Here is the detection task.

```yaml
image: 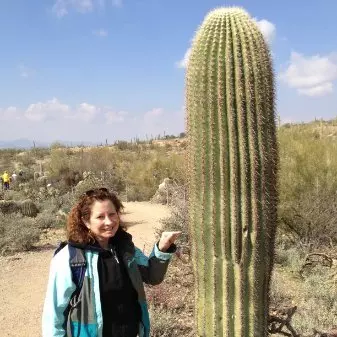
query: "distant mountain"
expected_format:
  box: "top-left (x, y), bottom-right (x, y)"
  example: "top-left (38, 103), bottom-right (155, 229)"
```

top-left (0, 139), bottom-right (49, 149)
top-left (0, 138), bottom-right (101, 149)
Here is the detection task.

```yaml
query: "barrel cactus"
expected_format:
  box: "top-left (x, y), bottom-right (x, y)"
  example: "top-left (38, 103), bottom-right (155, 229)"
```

top-left (186, 7), bottom-right (278, 337)
top-left (20, 199), bottom-right (39, 217)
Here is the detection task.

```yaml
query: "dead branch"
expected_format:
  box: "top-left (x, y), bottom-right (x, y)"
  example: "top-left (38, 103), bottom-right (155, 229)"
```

top-left (268, 306), bottom-right (300, 337)
top-left (300, 253), bottom-right (333, 277)
top-left (312, 328), bottom-right (337, 337)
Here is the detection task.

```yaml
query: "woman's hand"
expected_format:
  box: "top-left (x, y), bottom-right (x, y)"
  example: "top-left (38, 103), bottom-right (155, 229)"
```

top-left (158, 231), bottom-right (182, 252)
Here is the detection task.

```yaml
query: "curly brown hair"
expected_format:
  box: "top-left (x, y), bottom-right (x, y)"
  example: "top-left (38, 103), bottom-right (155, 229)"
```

top-left (66, 188), bottom-right (124, 244)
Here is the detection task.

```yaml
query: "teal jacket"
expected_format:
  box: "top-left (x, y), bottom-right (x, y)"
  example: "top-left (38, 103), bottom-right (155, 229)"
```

top-left (42, 236), bottom-right (175, 337)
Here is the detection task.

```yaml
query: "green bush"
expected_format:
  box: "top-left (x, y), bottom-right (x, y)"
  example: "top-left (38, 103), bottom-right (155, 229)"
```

top-left (278, 128), bottom-right (337, 247)
top-left (271, 258), bottom-right (337, 335)
top-left (278, 127), bottom-right (337, 202)
top-left (0, 200), bottom-right (20, 214)
top-left (0, 213), bottom-right (40, 254)
top-left (279, 191), bottom-right (337, 248)
top-left (35, 209), bottom-right (65, 229)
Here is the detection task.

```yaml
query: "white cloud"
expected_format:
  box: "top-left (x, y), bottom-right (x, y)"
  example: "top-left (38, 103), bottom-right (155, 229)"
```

top-left (105, 110), bottom-right (128, 124)
top-left (0, 107), bottom-right (22, 121)
top-left (255, 19), bottom-right (276, 44)
top-left (0, 100), bottom-right (186, 143)
top-left (93, 29), bottom-right (108, 37)
top-left (24, 99), bottom-right (101, 123)
top-left (144, 108), bottom-right (163, 121)
top-left (25, 98), bottom-right (71, 122)
top-left (1, 98), bottom-right (129, 125)
top-left (298, 83), bottom-right (333, 97)
top-left (279, 52), bottom-right (337, 97)
top-left (52, 0), bottom-right (94, 17)
top-left (176, 47), bottom-right (191, 69)
top-left (69, 103), bottom-right (99, 122)
top-left (52, 0), bottom-right (121, 17)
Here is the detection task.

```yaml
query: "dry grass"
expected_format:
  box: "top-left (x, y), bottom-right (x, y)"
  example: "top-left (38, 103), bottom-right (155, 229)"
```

top-left (271, 249), bottom-right (337, 336)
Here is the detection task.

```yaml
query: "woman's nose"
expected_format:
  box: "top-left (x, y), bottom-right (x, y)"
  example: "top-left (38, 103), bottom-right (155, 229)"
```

top-left (104, 216), bottom-right (113, 224)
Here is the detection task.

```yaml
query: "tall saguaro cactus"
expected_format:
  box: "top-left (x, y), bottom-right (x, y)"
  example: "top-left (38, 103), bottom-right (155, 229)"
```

top-left (186, 7), bottom-right (278, 337)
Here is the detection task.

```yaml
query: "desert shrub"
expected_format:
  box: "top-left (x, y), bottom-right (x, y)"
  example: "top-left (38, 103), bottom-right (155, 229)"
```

top-left (14, 170), bottom-right (35, 183)
top-left (278, 128), bottom-right (337, 202)
top-left (0, 190), bottom-right (25, 201)
top-left (15, 180), bottom-right (47, 201)
top-left (48, 147), bottom-right (70, 177)
top-left (50, 141), bottom-right (67, 149)
top-left (145, 184), bottom-right (194, 336)
top-left (114, 140), bottom-right (138, 151)
top-left (279, 191), bottom-right (337, 249)
top-left (148, 306), bottom-right (194, 337)
top-left (41, 143), bottom-right (185, 201)
top-left (271, 257), bottom-right (337, 335)
top-left (30, 147), bottom-right (50, 159)
top-left (16, 151), bottom-right (36, 166)
top-left (158, 186), bottom-right (189, 247)
top-left (0, 149), bottom-right (22, 170)
top-left (79, 148), bottom-right (115, 173)
top-left (0, 213), bottom-right (40, 254)
top-left (278, 128), bottom-right (337, 248)
top-left (35, 209), bottom-right (65, 229)
top-left (0, 200), bottom-right (20, 214)
top-left (74, 175), bottom-right (123, 198)
top-left (125, 152), bottom-right (186, 201)
top-left (57, 173), bottom-right (126, 213)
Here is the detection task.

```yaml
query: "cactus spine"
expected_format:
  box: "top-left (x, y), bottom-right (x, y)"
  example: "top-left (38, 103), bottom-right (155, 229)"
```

top-left (20, 199), bottom-right (39, 217)
top-left (186, 7), bottom-right (278, 337)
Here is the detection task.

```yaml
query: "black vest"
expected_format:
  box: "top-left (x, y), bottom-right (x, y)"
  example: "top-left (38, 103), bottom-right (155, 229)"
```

top-left (97, 232), bottom-right (141, 337)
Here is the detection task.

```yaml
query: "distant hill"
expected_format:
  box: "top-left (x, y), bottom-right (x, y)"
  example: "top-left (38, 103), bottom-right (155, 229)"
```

top-left (0, 139), bottom-right (48, 149)
top-left (0, 119), bottom-right (336, 150)
top-left (0, 139), bottom-right (99, 149)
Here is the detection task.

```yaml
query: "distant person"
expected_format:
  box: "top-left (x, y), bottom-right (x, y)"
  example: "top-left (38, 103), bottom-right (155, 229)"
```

top-left (11, 171), bottom-right (17, 182)
top-left (2, 171), bottom-right (10, 190)
top-left (42, 187), bottom-right (181, 337)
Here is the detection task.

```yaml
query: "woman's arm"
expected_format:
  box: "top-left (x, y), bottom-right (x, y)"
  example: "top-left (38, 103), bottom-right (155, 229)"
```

top-left (135, 231), bottom-right (181, 285)
top-left (135, 242), bottom-right (177, 285)
top-left (42, 247), bottom-right (76, 337)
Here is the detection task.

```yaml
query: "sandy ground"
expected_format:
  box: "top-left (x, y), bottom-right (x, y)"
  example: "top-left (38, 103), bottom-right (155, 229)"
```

top-left (0, 201), bottom-right (170, 337)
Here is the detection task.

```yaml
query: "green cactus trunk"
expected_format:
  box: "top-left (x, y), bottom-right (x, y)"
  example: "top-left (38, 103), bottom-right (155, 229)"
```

top-left (186, 7), bottom-right (278, 337)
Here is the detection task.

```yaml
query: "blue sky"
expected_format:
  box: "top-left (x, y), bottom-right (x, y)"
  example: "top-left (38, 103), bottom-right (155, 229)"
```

top-left (0, 0), bottom-right (336, 143)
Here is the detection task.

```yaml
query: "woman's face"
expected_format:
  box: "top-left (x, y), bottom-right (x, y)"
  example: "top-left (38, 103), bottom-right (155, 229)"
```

top-left (84, 199), bottom-right (120, 244)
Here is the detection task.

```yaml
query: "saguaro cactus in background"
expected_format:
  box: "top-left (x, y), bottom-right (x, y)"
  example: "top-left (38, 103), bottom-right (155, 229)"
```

top-left (186, 7), bottom-right (278, 337)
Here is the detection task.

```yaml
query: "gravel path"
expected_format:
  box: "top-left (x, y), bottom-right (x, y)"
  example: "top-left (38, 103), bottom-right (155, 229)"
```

top-left (0, 201), bottom-right (170, 337)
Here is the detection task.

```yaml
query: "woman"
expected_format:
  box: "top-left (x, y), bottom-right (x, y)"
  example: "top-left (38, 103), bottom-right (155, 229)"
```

top-left (42, 187), bottom-right (180, 337)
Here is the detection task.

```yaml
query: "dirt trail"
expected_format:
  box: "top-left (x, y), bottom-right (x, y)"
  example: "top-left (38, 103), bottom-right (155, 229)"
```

top-left (0, 201), bottom-right (170, 337)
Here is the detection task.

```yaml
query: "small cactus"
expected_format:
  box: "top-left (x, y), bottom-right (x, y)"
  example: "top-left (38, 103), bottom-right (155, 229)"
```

top-left (20, 199), bottom-right (39, 217)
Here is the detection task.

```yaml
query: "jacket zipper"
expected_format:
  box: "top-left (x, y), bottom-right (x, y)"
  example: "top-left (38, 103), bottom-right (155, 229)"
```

top-left (111, 247), bottom-right (119, 264)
